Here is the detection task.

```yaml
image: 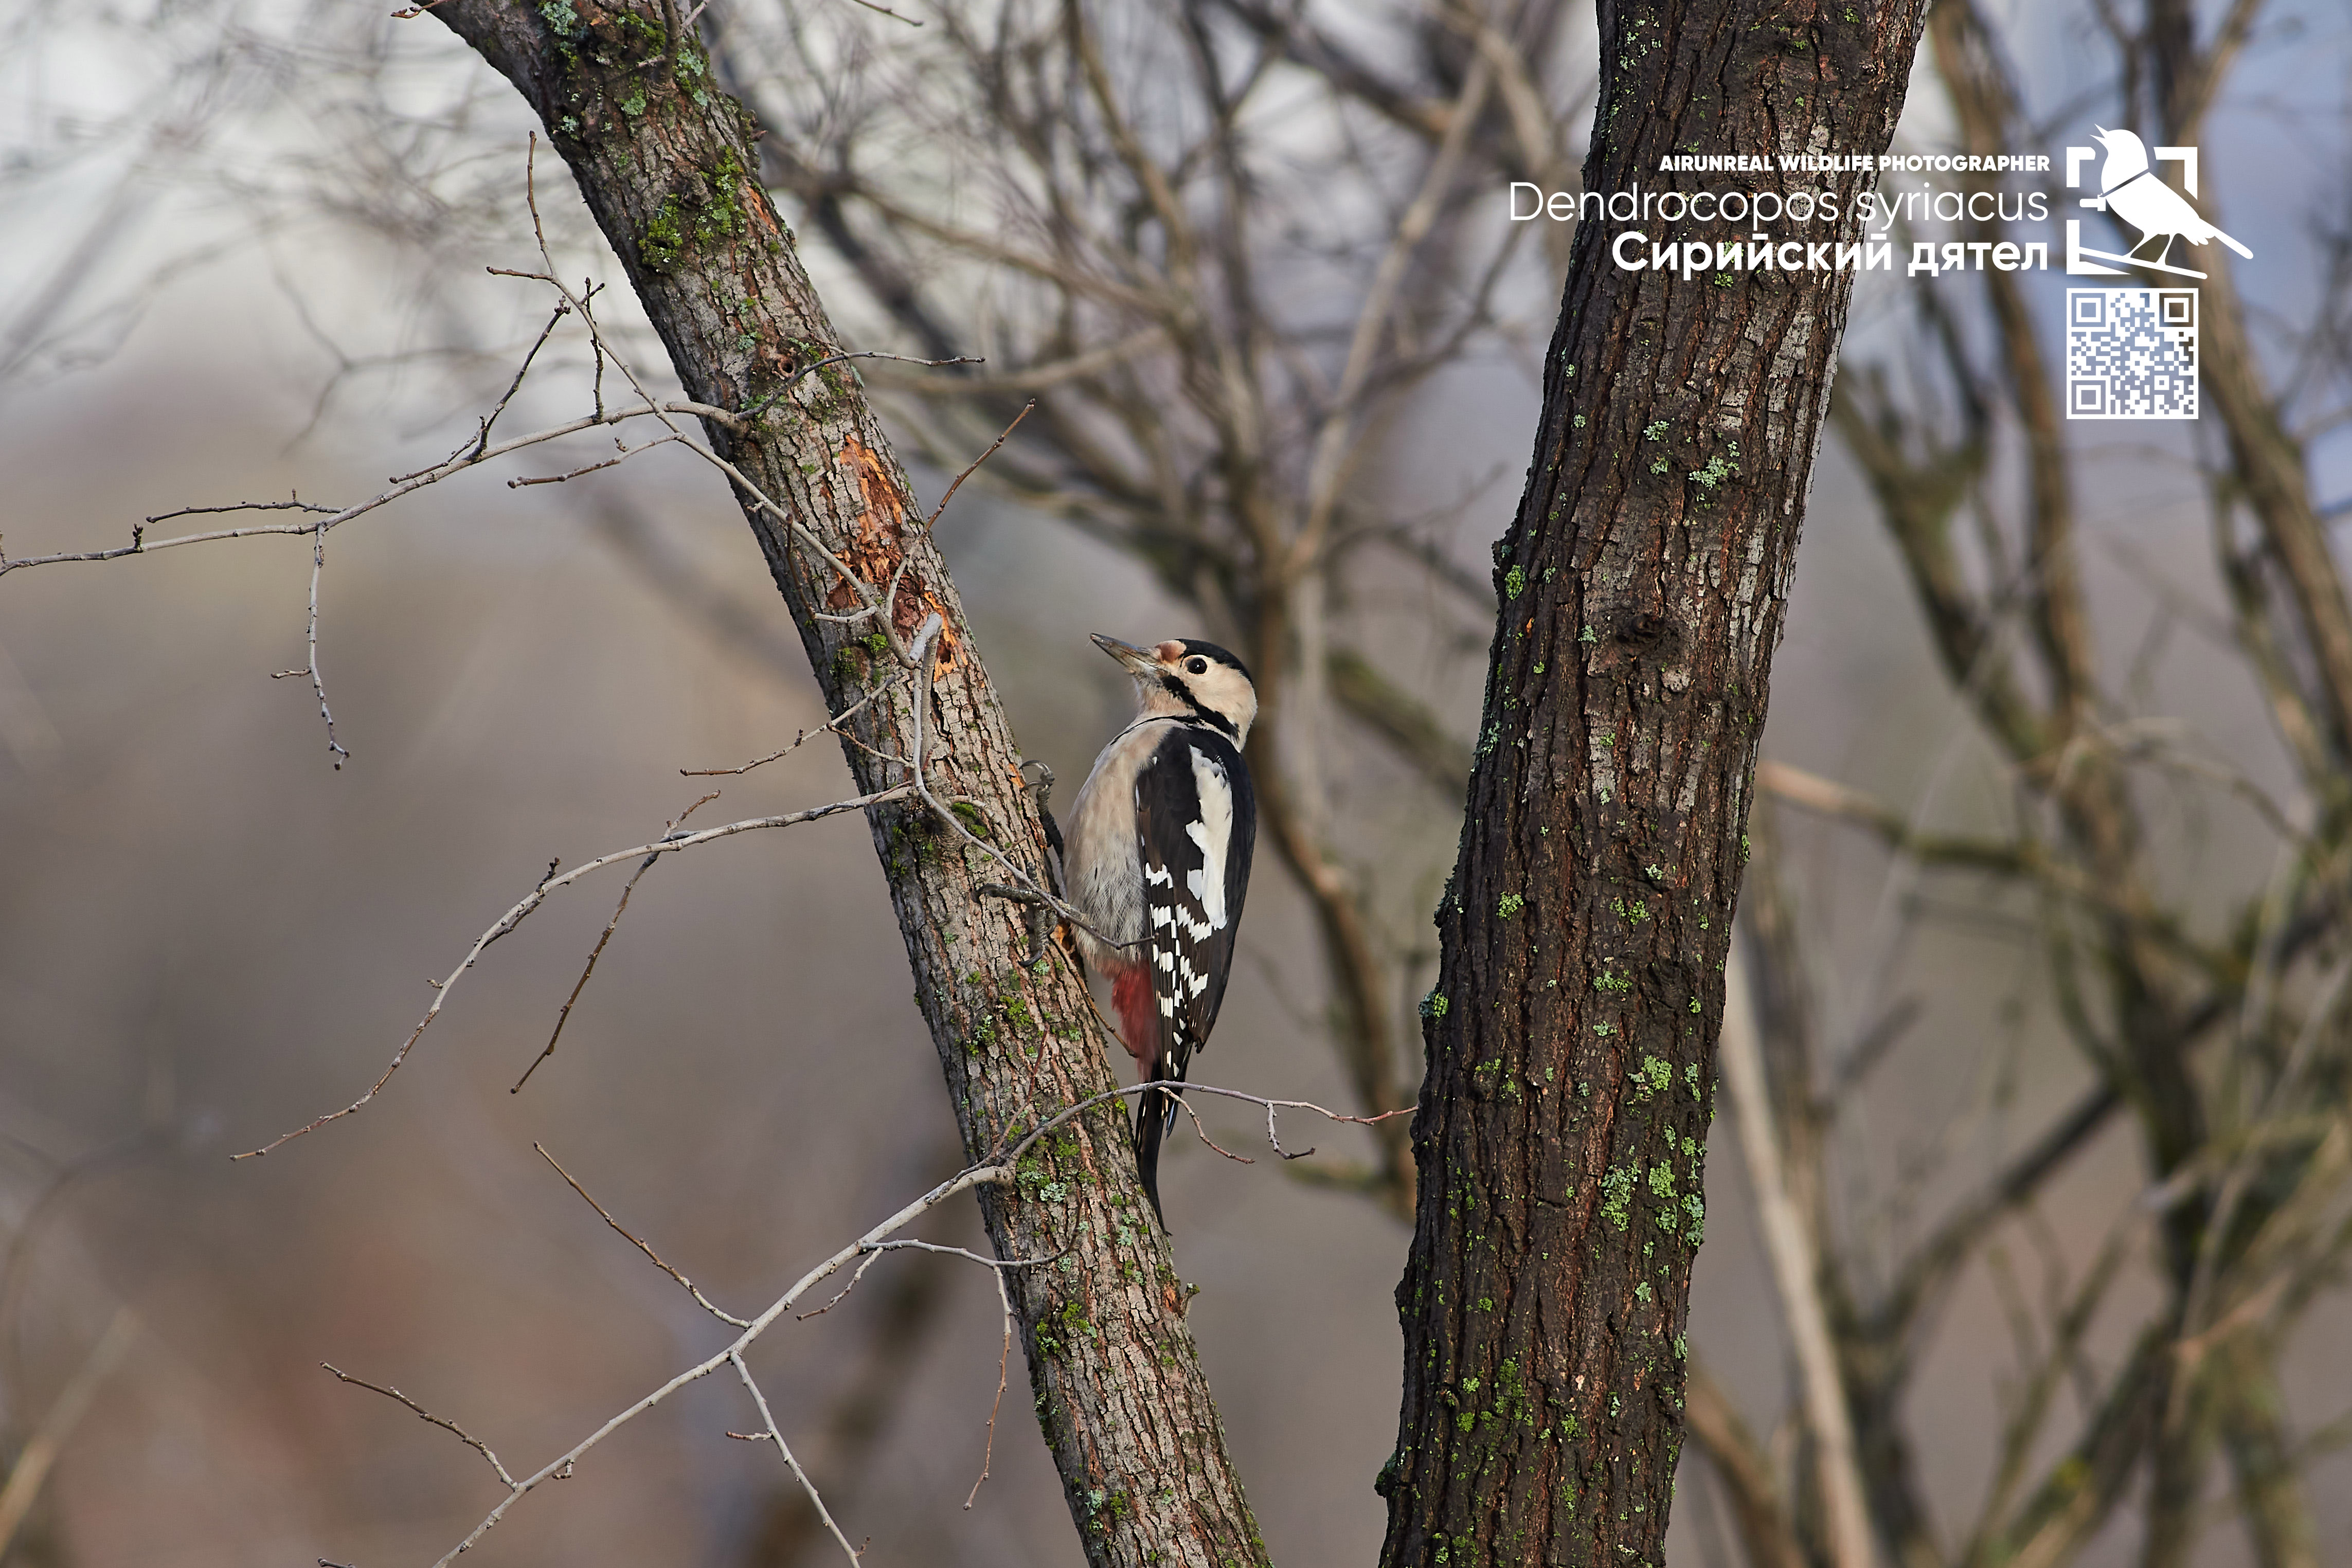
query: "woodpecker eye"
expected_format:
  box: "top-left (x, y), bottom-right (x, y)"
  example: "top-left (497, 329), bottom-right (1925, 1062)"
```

top-left (1186, 657), bottom-right (1209, 675)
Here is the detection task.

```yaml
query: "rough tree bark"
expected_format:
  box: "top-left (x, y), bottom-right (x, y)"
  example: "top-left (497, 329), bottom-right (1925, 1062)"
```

top-left (1378, 4), bottom-right (1931, 1565)
top-left (429, 5), bottom-right (1268, 1563)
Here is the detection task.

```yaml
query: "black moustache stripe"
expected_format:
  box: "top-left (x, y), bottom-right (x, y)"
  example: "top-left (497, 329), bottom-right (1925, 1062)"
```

top-left (1159, 675), bottom-right (1239, 738)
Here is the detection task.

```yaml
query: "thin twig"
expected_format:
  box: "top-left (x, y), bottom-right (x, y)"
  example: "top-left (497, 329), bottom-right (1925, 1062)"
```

top-left (838, 0), bottom-right (924, 25)
top-left (975, 882), bottom-right (1058, 969)
top-left (0, 402), bottom-right (748, 579)
top-left (731, 1350), bottom-right (862, 1565)
top-left (507, 137), bottom-right (882, 629)
top-left (862, 1238), bottom-right (1062, 1269)
top-left (723, 347), bottom-right (978, 458)
top-left (787, 348), bottom-right (974, 399)
top-left (515, 844), bottom-right (666, 1092)
top-left (233, 785), bottom-right (914, 1159)
top-left (464, 296), bottom-right (574, 462)
top-left (667, 435), bottom-right (884, 633)
top-left (683, 674), bottom-right (908, 777)
top-left (424, 1162), bottom-right (1010, 1567)
top-left (534, 1143), bottom-right (750, 1326)
top-left (798, 1237), bottom-right (1064, 1319)
top-left (393, 1072), bottom-right (1398, 1566)
top-left (857, 328), bottom-right (1165, 396)
top-left (797, 1251), bottom-right (888, 1320)
top-left (143, 497), bottom-right (335, 527)
top-left (1176, 1096), bottom-right (1257, 1164)
top-left (926, 398), bottom-right (1036, 530)
top-left (322, 1362), bottom-right (519, 1490)
top-left (266, 524), bottom-right (349, 768)
top-left (987, 1078), bottom-right (1414, 1174)
top-left (968, 1264), bottom-right (1013, 1509)
top-left (510, 450), bottom-right (639, 487)
top-left (1264, 1098), bottom-right (1317, 1160)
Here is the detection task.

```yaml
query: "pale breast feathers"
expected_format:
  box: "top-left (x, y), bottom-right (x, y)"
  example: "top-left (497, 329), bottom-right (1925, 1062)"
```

top-left (1065, 719), bottom-right (1170, 959)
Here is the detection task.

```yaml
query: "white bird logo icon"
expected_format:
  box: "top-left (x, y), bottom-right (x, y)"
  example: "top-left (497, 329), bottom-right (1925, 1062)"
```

top-left (2079, 126), bottom-right (2251, 275)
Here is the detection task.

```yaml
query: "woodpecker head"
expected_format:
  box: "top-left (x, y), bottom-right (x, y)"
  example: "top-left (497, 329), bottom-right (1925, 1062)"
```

top-left (1092, 634), bottom-right (1258, 745)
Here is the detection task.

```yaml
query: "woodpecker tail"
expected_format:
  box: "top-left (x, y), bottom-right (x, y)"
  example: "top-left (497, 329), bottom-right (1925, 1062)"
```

top-left (1134, 1076), bottom-right (1181, 1227)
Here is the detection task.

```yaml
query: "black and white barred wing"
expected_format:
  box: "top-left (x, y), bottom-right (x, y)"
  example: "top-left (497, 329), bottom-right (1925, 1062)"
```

top-left (1132, 729), bottom-right (1256, 1085)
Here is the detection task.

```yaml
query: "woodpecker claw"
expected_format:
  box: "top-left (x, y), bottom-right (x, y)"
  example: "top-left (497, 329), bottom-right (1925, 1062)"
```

top-left (975, 882), bottom-right (1057, 969)
top-left (1021, 757), bottom-right (1067, 900)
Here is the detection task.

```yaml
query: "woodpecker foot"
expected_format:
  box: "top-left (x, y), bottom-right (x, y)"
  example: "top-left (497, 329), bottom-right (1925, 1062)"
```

top-left (1018, 757), bottom-right (1056, 810)
top-left (975, 882), bottom-right (1058, 969)
top-left (1019, 759), bottom-right (1065, 899)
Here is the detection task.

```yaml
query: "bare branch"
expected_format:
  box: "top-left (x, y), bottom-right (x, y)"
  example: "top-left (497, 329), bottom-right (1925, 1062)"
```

top-left (321, 1362), bottom-right (518, 1491)
top-left (534, 1143), bottom-right (750, 1327)
top-left (683, 676), bottom-right (910, 776)
top-left (0, 401), bottom-right (745, 578)
top-left (234, 785), bottom-right (916, 1160)
top-left (1722, 942), bottom-right (1875, 1568)
top-left (516, 786), bottom-right (722, 1091)
top-left (729, 1350), bottom-right (861, 1567)
top-left (925, 398), bottom-right (1035, 530)
top-left (264, 524), bottom-right (350, 768)
top-left (968, 1263), bottom-right (1014, 1509)
top-left (1293, 45), bottom-right (1493, 571)
top-left (423, 1160), bottom-right (1012, 1568)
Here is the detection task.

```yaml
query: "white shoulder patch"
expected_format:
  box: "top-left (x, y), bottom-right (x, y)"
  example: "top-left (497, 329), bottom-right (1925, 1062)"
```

top-left (1184, 746), bottom-right (1233, 930)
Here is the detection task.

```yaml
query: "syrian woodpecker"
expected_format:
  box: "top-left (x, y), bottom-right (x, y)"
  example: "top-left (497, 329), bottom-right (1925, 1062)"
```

top-left (1064, 634), bottom-right (1258, 1224)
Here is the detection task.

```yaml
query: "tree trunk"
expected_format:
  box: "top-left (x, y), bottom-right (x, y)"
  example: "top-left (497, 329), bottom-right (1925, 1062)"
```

top-left (429, 6), bottom-right (1268, 1563)
top-left (1378, 3), bottom-right (1930, 1563)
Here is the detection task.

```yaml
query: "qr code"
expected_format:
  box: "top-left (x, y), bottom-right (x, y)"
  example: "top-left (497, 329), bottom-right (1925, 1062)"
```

top-left (2067, 288), bottom-right (2197, 419)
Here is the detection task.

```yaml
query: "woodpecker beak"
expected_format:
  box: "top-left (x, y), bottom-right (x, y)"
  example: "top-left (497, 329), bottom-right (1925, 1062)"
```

top-left (1091, 634), bottom-right (1162, 675)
